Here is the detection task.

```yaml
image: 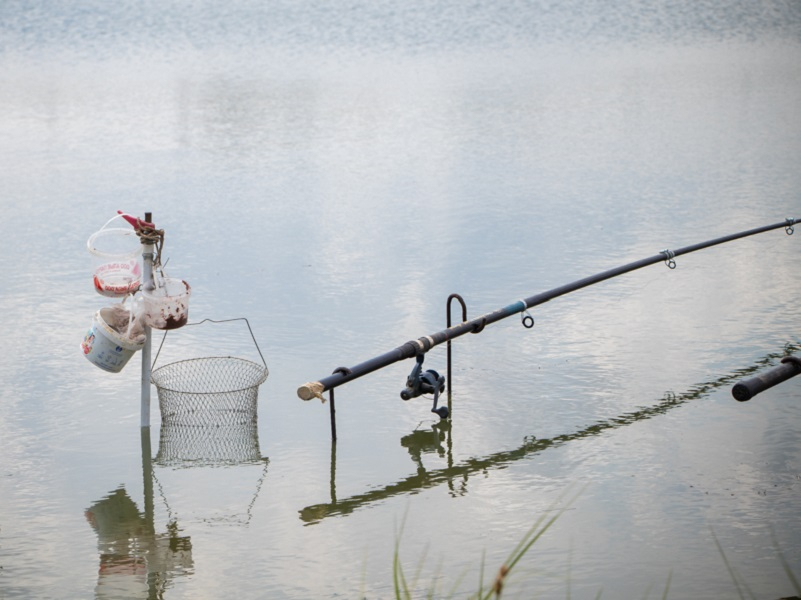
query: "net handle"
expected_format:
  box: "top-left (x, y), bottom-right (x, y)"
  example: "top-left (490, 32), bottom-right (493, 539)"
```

top-left (152, 317), bottom-right (267, 371)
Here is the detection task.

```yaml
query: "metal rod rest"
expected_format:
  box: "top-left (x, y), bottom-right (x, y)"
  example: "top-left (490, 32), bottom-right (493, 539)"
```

top-left (446, 293), bottom-right (467, 395)
top-left (297, 218), bottom-right (799, 401)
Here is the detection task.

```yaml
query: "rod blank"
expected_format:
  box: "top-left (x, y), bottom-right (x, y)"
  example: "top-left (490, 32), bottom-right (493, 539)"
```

top-left (297, 218), bottom-right (799, 401)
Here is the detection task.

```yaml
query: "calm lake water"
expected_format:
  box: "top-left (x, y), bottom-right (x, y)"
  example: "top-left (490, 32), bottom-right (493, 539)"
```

top-left (2, 1), bottom-right (801, 598)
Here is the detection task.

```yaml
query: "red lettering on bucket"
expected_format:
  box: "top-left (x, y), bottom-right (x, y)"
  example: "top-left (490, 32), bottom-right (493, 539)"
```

top-left (93, 274), bottom-right (141, 297)
top-left (95, 262), bottom-right (136, 274)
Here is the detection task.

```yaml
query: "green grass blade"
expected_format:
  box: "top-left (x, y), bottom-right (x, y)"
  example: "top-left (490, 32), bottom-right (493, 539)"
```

top-left (661, 570), bottom-right (673, 600)
top-left (710, 528), bottom-right (745, 600)
top-left (772, 528), bottom-right (801, 594)
top-left (477, 485), bottom-right (584, 600)
top-left (393, 515), bottom-right (410, 600)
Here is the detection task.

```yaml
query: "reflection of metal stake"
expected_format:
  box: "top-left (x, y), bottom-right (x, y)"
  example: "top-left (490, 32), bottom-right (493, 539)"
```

top-left (330, 436), bottom-right (337, 505)
top-left (141, 426), bottom-right (155, 535)
top-left (141, 211), bottom-right (153, 428)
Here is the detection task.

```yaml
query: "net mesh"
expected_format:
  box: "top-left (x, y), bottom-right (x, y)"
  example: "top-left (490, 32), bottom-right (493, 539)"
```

top-left (152, 357), bottom-right (268, 427)
top-left (155, 421), bottom-right (263, 468)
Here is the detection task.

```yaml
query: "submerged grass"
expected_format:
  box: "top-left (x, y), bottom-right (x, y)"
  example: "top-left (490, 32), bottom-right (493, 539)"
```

top-left (393, 486), bottom-right (584, 599)
top-left (392, 490), bottom-right (799, 600)
top-left (772, 528), bottom-right (801, 597)
top-left (711, 526), bottom-right (801, 600)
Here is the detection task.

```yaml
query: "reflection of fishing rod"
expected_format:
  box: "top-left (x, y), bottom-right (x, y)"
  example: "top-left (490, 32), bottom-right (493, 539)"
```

top-left (299, 344), bottom-right (800, 524)
top-left (298, 218), bottom-right (798, 403)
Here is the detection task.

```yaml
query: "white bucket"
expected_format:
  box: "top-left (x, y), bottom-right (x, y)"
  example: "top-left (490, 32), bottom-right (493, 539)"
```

top-left (81, 307), bottom-right (145, 373)
top-left (87, 215), bottom-right (143, 297)
top-left (141, 278), bottom-right (191, 330)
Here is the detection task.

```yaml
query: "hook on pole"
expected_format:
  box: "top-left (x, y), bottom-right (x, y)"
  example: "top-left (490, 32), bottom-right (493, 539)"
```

top-left (471, 317), bottom-right (487, 333)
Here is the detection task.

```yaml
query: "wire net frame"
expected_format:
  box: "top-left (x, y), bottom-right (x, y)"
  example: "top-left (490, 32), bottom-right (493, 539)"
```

top-left (151, 318), bottom-right (269, 428)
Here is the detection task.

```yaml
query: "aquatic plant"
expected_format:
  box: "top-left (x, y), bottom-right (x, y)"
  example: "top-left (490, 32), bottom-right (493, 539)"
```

top-left (392, 490), bottom-right (800, 599)
top-left (711, 527), bottom-right (801, 600)
top-left (393, 487), bottom-right (583, 599)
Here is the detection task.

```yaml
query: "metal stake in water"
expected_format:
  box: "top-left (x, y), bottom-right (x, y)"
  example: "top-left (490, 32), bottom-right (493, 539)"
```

top-left (141, 211), bottom-right (153, 428)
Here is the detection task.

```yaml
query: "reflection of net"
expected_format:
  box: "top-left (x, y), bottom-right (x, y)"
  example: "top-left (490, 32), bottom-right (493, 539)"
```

top-left (152, 459), bottom-right (269, 526)
top-left (153, 417), bottom-right (269, 525)
top-left (155, 421), bottom-right (262, 468)
top-left (152, 357), bottom-right (268, 427)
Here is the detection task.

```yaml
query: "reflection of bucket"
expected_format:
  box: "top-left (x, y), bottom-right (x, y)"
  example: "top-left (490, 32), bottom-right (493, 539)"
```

top-left (82, 307), bottom-right (145, 373)
top-left (87, 217), bottom-right (143, 297)
top-left (142, 279), bottom-right (191, 330)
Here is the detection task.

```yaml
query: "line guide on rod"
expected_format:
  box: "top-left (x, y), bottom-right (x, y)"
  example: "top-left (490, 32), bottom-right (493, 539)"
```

top-left (297, 218), bottom-right (799, 404)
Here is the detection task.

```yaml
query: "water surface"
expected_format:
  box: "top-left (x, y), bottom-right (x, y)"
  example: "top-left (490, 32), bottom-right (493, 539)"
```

top-left (1, 1), bottom-right (801, 598)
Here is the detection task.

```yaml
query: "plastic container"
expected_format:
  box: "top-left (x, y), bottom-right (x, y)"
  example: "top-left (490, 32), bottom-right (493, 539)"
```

top-left (81, 307), bottom-right (145, 373)
top-left (87, 216), bottom-right (143, 297)
top-left (141, 278), bottom-right (191, 330)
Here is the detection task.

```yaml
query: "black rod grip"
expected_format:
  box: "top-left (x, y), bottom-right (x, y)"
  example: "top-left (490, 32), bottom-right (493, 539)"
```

top-left (732, 357), bottom-right (801, 402)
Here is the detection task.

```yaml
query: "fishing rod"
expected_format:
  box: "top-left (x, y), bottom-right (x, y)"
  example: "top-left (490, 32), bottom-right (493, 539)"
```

top-left (297, 218), bottom-right (799, 410)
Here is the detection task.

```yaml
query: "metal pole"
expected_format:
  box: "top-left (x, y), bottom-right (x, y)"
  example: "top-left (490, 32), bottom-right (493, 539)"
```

top-left (297, 218), bottom-right (799, 400)
top-left (446, 294), bottom-right (467, 395)
top-left (140, 212), bottom-right (153, 428)
top-left (141, 426), bottom-right (154, 532)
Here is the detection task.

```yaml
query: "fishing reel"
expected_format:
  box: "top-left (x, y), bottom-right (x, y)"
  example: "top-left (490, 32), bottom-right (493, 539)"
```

top-left (400, 354), bottom-right (449, 419)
